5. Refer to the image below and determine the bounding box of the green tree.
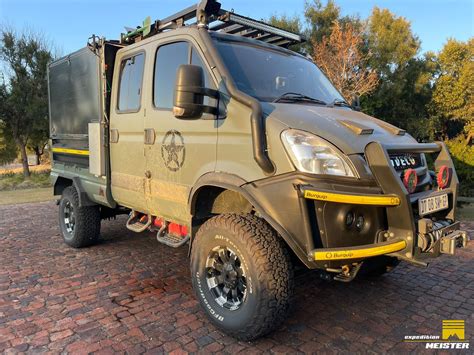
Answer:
[367,7,420,75]
[268,14,302,34]
[268,14,304,52]
[431,38,474,136]
[304,0,340,43]
[0,121,17,165]
[363,53,437,138]
[362,7,431,135]
[0,29,52,176]
[269,1,361,53]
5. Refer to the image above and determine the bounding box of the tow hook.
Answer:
[440,230,468,255]
[326,263,363,283]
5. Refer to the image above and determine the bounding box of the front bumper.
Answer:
[303,141,469,266]
[244,141,468,269]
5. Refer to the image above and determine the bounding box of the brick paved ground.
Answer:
[0,201,473,354]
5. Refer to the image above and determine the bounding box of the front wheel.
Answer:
[190,214,293,341]
[58,186,101,248]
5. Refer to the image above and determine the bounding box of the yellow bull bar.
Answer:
[303,189,401,206]
[311,240,407,261]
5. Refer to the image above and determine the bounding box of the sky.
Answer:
[0,0,472,56]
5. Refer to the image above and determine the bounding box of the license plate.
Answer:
[418,194,449,215]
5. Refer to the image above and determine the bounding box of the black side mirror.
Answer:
[173,64,218,119]
[351,94,361,111]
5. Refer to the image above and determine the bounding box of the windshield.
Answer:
[214,39,344,104]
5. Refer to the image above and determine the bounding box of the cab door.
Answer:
[144,39,218,224]
[109,50,148,212]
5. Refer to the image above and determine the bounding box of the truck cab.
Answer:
[48,0,468,341]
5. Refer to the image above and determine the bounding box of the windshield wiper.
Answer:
[329,98,352,108]
[273,92,327,106]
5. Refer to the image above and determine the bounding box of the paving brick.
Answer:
[0,201,472,353]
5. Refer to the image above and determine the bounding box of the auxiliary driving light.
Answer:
[403,168,418,193]
[355,215,365,230]
[437,165,451,189]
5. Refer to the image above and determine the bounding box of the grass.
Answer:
[0,187,54,205]
[0,165,51,191]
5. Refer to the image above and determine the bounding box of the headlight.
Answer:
[281,129,356,177]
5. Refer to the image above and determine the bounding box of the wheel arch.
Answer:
[188,172,309,266]
[53,176,96,207]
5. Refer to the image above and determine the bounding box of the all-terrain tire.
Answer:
[190,213,294,341]
[58,186,101,248]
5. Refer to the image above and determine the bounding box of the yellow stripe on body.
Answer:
[303,189,400,206]
[314,240,407,261]
[52,147,90,156]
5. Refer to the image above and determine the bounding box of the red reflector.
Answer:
[437,165,451,189]
[168,223,181,236]
[403,168,418,193]
[153,218,163,228]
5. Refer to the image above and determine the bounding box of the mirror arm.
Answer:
[177,86,219,99]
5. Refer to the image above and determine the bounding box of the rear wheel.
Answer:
[190,214,293,341]
[58,186,101,248]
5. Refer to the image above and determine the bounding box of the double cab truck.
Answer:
[48,0,468,340]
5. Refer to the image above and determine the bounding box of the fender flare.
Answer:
[188,172,308,265]
[53,175,96,207]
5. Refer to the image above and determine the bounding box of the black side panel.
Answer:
[49,47,101,137]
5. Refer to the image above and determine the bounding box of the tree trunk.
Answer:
[33,146,41,165]
[17,140,30,178]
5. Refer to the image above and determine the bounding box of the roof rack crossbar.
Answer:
[120,0,304,47]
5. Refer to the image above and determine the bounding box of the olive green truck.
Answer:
[48,0,468,340]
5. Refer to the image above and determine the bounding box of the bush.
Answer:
[0,170,51,191]
[446,138,474,197]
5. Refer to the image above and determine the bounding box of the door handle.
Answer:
[144,128,156,145]
[110,129,119,143]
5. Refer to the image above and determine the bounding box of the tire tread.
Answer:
[60,186,100,248]
[192,213,293,341]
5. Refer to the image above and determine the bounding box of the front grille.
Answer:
[389,153,422,171]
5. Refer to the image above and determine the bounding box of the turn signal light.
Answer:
[437,165,451,189]
[403,168,418,193]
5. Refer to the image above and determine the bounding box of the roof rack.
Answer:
[121,0,305,48]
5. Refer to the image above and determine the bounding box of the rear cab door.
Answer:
[109,47,148,212]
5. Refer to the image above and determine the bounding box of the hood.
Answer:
[262,102,417,155]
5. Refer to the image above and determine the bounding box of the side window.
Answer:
[118,53,145,112]
[154,42,189,109]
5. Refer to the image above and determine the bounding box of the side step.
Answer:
[156,232,190,248]
[126,211,152,233]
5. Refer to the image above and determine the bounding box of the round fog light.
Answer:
[356,215,365,230]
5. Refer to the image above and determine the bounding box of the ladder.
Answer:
[120,0,305,48]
